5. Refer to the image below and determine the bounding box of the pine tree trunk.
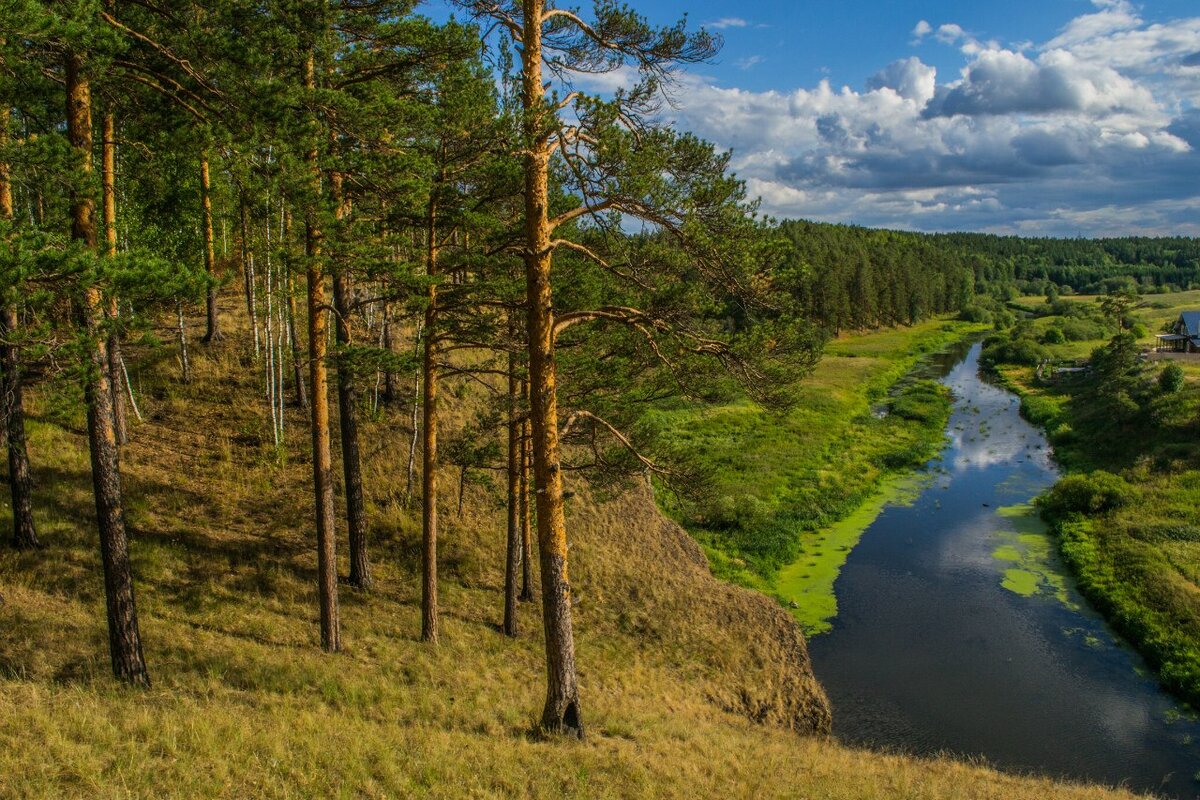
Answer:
[176,301,191,384]
[404,321,422,506]
[101,113,128,445]
[381,307,397,406]
[200,156,221,343]
[240,199,259,355]
[284,209,308,409]
[304,51,340,653]
[503,349,521,636]
[331,173,370,591]
[522,1,582,737]
[519,380,534,602]
[421,194,440,644]
[0,108,37,550]
[66,51,149,687]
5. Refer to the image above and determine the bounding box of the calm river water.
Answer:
[808,341,1200,799]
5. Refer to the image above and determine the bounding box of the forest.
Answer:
[3,0,1200,784]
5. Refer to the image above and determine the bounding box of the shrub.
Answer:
[982,336,1050,366]
[1159,363,1185,394]
[959,304,993,324]
[1130,323,1149,339]
[1038,471,1136,518]
[1041,327,1066,345]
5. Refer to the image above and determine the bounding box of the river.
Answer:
[807,340,1200,799]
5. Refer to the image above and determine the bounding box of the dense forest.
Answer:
[775,221,1200,334]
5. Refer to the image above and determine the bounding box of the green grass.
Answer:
[646,318,987,629]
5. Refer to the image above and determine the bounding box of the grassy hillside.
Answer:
[0,302,1146,798]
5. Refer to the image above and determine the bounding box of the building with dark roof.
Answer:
[1155,311,1200,353]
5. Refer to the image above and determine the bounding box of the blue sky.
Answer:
[429,2,1200,236]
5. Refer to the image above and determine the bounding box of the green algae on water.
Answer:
[775,473,927,635]
[991,503,1077,608]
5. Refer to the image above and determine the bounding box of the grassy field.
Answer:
[992,292,1200,708]
[0,299,1147,798]
[646,318,986,629]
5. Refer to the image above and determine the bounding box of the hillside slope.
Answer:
[0,302,1144,798]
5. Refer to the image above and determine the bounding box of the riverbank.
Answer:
[986,294,1200,710]
[645,318,987,629]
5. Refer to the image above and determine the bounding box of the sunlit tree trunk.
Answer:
[304,51,340,653]
[521,0,582,737]
[101,112,128,445]
[66,52,149,686]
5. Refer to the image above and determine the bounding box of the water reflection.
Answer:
[808,342,1200,799]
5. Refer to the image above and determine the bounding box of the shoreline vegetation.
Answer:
[647,317,988,633]
[984,290,1200,710]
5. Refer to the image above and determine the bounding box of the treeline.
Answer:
[0,0,826,739]
[932,233,1200,295]
[767,222,1200,336]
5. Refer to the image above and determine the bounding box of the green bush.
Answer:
[959,304,992,324]
[1038,471,1136,517]
[1041,326,1066,345]
[1159,363,1185,394]
[982,336,1050,366]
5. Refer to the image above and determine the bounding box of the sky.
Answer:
[429,1,1200,237]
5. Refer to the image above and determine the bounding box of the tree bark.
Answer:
[503,348,521,636]
[101,112,128,444]
[522,0,582,737]
[200,156,221,342]
[240,199,259,355]
[331,172,370,590]
[284,209,308,409]
[519,379,534,602]
[421,192,440,643]
[304,51,340,653]
[0,107,37,550]
[66,52,149,687]
[381,306,397,406]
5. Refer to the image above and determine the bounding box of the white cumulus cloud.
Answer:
[657,4,1200,235]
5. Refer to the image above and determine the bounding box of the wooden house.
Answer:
[1155,311,1200,353]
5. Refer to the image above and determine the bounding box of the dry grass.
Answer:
[0,297,1147,799]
